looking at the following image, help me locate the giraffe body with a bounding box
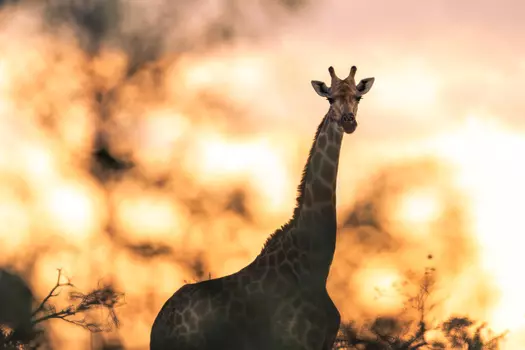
[151,268,336,350]
[151,66,375,350]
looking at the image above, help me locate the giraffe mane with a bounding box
[259,114,328,254]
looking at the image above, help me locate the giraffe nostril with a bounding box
[341,113,357,134]
[342,113,355,122]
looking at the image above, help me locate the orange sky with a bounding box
[0,0,524,348]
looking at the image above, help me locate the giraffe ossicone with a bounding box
[150,65,375,350]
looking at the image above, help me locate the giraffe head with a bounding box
[311,66,375,134]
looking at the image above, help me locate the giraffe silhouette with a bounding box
[150,65,375,350]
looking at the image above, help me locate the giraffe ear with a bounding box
[356,77,375,95]
[311,80,331,97]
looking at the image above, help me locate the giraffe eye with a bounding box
[356,96,362,102]
[327,97,335,104]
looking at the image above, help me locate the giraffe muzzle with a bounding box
[341,113,357,133]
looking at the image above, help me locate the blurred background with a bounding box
[0,0,524,348]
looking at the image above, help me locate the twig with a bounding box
[31,269,73,317]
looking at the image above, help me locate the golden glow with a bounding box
[1,2,525,348]
[140,111,189,151]
[195,133,291,212]
[182,54,266,93]
[0,59,9,93]
[21,144,57,182]
[374,63,440,112]
[43,182,101,241]
[114,193,187,243]
[135,110,190,173]
[429,116,525,333]
[356,266,404,312]
[0,190,30,251]
[35,250,91,291]
[397,189,441,226]
[231,56,266,90]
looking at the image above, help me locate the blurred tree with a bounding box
[333,266,507,350]
[441,316,507,350]
[0,268,33,344]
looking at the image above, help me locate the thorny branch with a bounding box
[1,269,125,349]
[30,269,124,332]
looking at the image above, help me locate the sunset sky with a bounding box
[0,0,524,348]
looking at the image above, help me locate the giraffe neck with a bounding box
[301,114,343,213]
[293,112,344,277]
[254,110,345,285]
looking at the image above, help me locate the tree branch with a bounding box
[31,269,73,318]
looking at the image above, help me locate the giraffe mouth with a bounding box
[340,116,357,134]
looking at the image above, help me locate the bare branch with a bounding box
[30,270,124,335]
[31,268,74,318]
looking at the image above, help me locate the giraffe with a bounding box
[150,65,375,350]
